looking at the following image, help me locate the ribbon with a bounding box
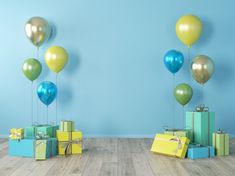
[194,104,209,112]
[60,138,82,156]
[9,129,23,142]
[36,131,49,140]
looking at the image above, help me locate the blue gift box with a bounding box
[187,144,215,159]
[9,139,35,157]
[9,138,58,158]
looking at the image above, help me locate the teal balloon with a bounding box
[174,83,193,106]
[22,58,42,81]
[164,50,184,74]
[37,81,57,106]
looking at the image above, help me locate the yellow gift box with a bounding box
[57,130,82,155]
[10,128,24,140]
[151,134,190,158]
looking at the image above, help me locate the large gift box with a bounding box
[212,130,229,156]
[57,130,82,155]
[10,128,24,140]
[35,138,57,160]
[60,120,75,132]
[186,110,215,146]
[9,139,35,157]
[187,144,215,159]
[164,129,192,141]
[151,134,190,158]
[25,125,59,138]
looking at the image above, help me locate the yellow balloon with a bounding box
[45,46,68,74]
[176,15,202,48]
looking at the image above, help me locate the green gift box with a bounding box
[186,111,215,146]
[35,138,58,160]
[164,129,192,141]
[212,131,229,156]
[25,125,59,138]
[60,120,75,132]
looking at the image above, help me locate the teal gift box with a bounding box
[35,138,58,160]
[25,125,59,138]
[187,144,215,159]
[9,138,58,159]
[186,111,215,146]
[9,139,35,157]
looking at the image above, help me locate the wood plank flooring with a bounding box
[0,138,235,176]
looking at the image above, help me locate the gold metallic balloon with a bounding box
[25,17,51,48]
[191,55,215,85]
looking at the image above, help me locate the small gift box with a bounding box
[57,130,82,155]
[60,120,75,132]
[35,138,58,160]
[10,128,24,140]
[151,134,190,158]
[186,104,215,146]
[212,130,229,156]
[187,144,215,159]
[8,139,35,157]
[164,128,193,141]
[25,125,59,138]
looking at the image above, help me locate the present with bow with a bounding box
[212,129,229,156]
[187,144,215,159]
[34,136,58,160]
[9,128,24,140]
[60,120,75,132]
[185,104,215,145]
[163,126,193,141]
[151,134,190,158]
[57,130,82,155]
[25,124,59,138]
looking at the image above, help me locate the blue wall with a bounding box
[0,0,234,137]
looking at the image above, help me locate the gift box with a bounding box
[57,130,82,155]
[187,144,215,159]
[212,130,229,156]
[151,134,190,158]
[25,125,59,138]
[186,110,215,146]
[60,120,75,132]
[164,129,193,141]
[9,139,35,157]
[10,128,24,140]
[35,138,58,160]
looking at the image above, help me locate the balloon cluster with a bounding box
[22,17,69,123]
[164,14,215,106]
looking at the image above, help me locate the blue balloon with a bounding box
[163,50,184,74]
[37,81,57,106]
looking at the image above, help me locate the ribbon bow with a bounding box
[61,138,82,156]
[9,129,22,142]
[36,132,49,139]
[195,104,209,112]
[170,136,182,154]
[216,128,225,134]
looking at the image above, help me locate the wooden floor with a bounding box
[0,138,235,176]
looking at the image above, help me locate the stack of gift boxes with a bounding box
[8,120,82,160]
[151,106,230,159]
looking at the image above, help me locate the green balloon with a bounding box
[22,58,42,81]
[174,83,193,106]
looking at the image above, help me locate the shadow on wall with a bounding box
[195,17,214,50]
[212,58,234,89]
[64,50,81,75]
[58,84,73,107]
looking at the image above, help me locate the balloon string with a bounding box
[47,106,48,124]
[36,47,39,123]
[182,106,185,128]
[201,85,204,104]
[173,75,175,128]
[31,81,33,125]
[56,74,58,124]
